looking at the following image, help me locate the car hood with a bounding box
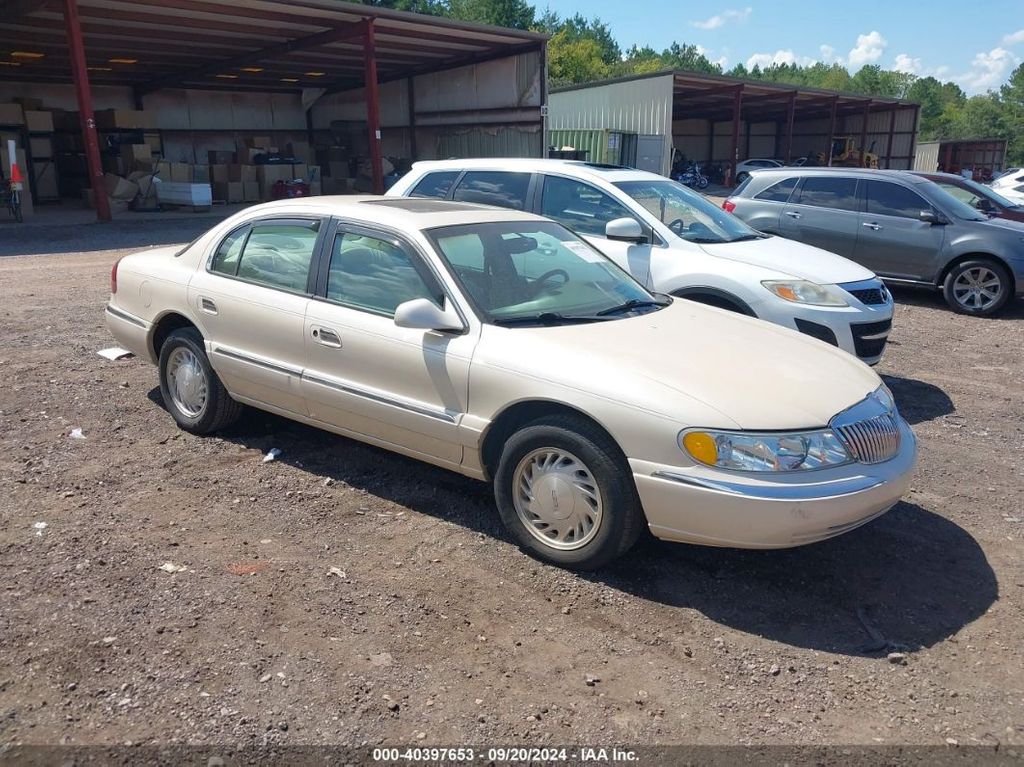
[696,236,875,284]
[968,215,1024,234]
[477,301,881,431]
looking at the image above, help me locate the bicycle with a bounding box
[2,172,23,223]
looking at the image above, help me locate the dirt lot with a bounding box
[0,217,1022,754]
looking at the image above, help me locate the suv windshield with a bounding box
[941,177,1019,209]
[427,221,664,326]
[615,179,764,244]
[926,182,989,221]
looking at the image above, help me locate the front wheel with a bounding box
[697,176,709,189]
[158,327,243,434]
[735,172,749,185]
[942,259,1013,316]
[494,415,645,570]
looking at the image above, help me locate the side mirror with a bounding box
[394,298,465,333]
[976,198,995,212]
[919,209,941,224]
[605,217,646,243]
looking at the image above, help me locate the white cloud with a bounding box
[847,30,887,69]
[692,7,752,30]
[819,44,839,63]
[746,49,814,69]
[893,53,922,74]
[1003,29,1024,45]
[956,47,1020,93]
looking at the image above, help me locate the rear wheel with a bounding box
[735,171,749,185]
[158,328,242,434]
[942,259,1012,316]
[494,415,644,570]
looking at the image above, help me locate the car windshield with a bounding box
[614,179,763,244]
[427,221,664,326]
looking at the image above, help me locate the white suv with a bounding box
[388,159,895,364]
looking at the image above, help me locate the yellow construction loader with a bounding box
[828,136,879,168]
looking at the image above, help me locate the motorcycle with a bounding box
[672,162,709,190]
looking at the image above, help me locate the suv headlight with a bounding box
[680,428,852,472]
[762,280,848,306]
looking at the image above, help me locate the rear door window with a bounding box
[795,177,860,212]
[541,175,635,237]
[866,181,930,218]
[755,177,798,202]
[451,171,531,210]
[229,220,320,293]
[409,171,460,199]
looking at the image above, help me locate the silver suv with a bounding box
[726,168,1024,316]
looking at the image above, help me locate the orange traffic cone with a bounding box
[9,158,23,189]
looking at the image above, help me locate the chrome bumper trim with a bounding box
[650,470,885,501]
[105,305,146,329]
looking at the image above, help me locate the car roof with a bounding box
[407,157,662,183]
[232,195,550,231]
[750,167,932,184]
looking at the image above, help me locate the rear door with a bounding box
[780,175,861,257]
[856,180,946,280]
[187,217,323,415]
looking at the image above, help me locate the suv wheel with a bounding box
[494,415,644,570]
[942,259,1012,316]
[735,171,750,184]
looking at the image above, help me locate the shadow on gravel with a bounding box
[881,374,954,425]
[149,390,996,659]
[888,285,1024,320]
[0,218,225,258]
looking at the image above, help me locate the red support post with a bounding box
[63,0,110,222]
[859,100,872,161]
[826,97,838,165]
[363,18,384,195]
[784,92,796,163]
[910,105,920,171]
[885,107,898,169]
[728,85,743,186]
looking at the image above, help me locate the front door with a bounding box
[187,217,323,415]
[537,174,655,287]
[856,180,947,281]
[301,223,475,467]
[780,175,862,258]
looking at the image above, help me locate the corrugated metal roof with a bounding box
[0,0,546,94]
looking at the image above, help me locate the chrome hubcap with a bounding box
[166,347,208,418]
[953,267,1002,310]
[512,448,603,550]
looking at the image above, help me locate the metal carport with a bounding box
[0,0,547,220]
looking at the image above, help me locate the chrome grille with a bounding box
[835,412,901,464]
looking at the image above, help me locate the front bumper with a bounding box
[631,417,916,548]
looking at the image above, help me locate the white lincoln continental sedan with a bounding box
[106,197,917,569]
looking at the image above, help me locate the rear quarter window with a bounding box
[754,177,798,202]
[410,171,460,199]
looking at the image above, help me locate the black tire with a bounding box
[735,171,749,184]
[493,415,645,570]
[158,327,242,434]
[942,258,1013,317]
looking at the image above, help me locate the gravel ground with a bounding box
[0,218,1022,753]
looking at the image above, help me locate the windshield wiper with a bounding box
[595,298,667,316]
[723,233,767,243]
[491,312,608,326]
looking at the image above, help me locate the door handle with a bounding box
[199,297,218,314]
[312,326,342,348]
[784,211,802,219]
[862,222,881,230]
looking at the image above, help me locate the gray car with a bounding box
[725,168,1024,316]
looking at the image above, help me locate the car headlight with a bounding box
[680,428,852,472]
[762,280,848,306]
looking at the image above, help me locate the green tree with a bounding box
[547,29,611,87]
[448,0,535,29]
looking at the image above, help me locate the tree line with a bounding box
[359,0,1024,165]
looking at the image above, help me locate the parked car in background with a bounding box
[389,160,895,364]
[734,158,784,183]
[990,169,1024,206]
[104,197,917,569]
[725,168,1024,316]
[913,171,1024,223]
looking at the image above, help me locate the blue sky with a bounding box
[540,0,1024,94]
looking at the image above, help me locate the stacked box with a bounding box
[23,111,54,132]
[228,164,257,182]
[242,181,259,202]
[213,181,243,203]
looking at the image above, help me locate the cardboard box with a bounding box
[244,136,271,149]
[153,160,171,179]
[23,110,54,132]
[170,162,192,183]
[238,147,264,164]
[0,103,24,125]
[306,165,321,182]
[328,160,349,178]
[257,164,295,199]
[14,97,43,111]
[285,140,310,161]
[143,133,162,153]
[308,181,322,196]
[102,173,139,201]
[83,189,131,214]
[242,181,259,202]
[120,143,153,170]
[228,163,257,182]
[207,150,234,165]
[29,136,53,158]
[213,181,243,203]
[192,165,210,183]
[94,109,146,131]
[291,163,308,181]
[32,161,59,199]
[128,171,158,204]
[102,156,127,177]
[210,164,229,183]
